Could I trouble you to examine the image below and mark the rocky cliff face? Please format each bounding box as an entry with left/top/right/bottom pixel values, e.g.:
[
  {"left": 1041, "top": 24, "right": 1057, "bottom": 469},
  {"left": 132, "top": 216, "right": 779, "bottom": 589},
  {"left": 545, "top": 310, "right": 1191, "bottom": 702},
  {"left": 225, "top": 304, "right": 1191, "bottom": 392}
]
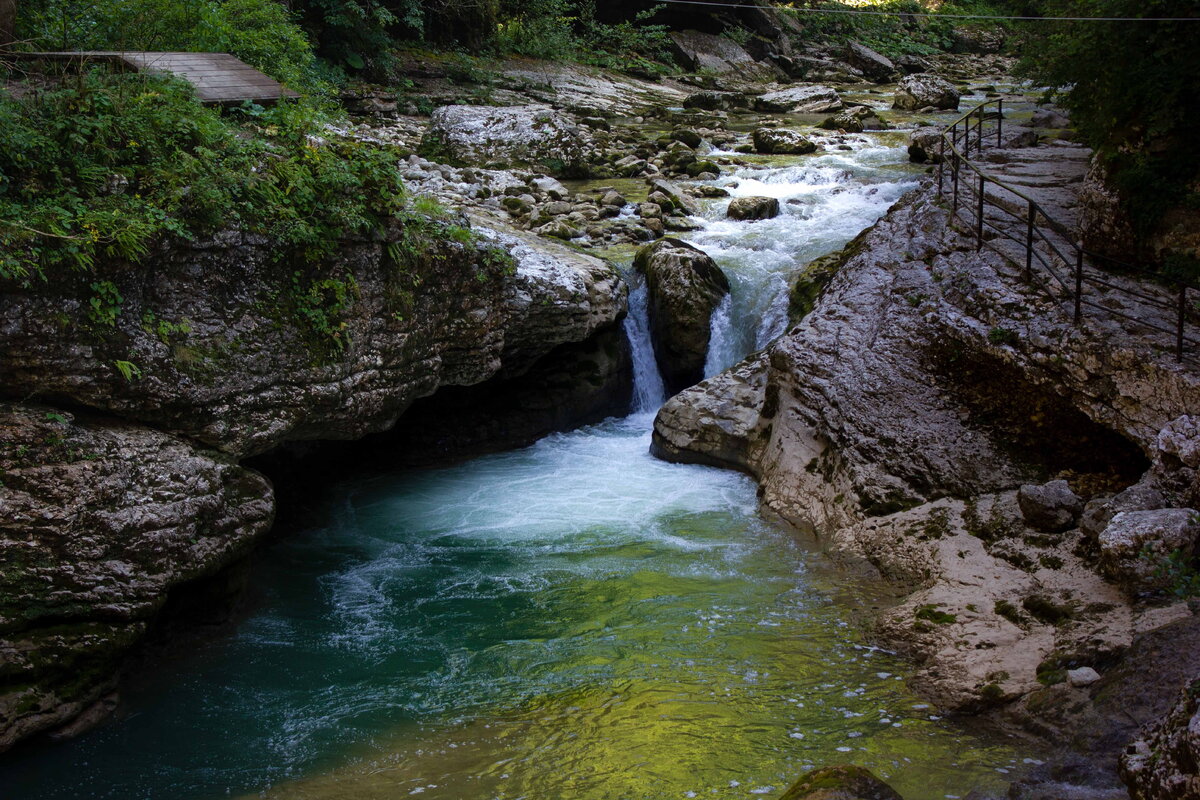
[
  {"left": 651, "top": 180, "right": 1200, "bottom": 770},
  {"left": 0, "top": 214, "right": 629, "bottom": 749}
]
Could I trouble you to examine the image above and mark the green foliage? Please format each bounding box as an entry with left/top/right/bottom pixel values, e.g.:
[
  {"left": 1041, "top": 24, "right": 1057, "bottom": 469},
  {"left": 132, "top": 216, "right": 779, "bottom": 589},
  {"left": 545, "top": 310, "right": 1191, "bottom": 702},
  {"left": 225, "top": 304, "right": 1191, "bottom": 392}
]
[
  {"left": 1143, "top": 541, "right": 1200, "bottom": 598},
  {"left": 915, "top": 604, "right": 957, "bottom": 624},
  {"left": 113, "top": 360, "right": 142, "bottom": 381},
  {"left": 289, "top": 271, "right": 359, "bottom": 353},
  {"left": 87, "top": 280, "right": 123, "bottom": 327},
  {"left": 16, "top": 0, "right": 330, "bottom": 94},
  {"left": 0, "top": 71, "right": 406, "bottom": 283},
  {"left": 495, "top": 0, "right": 671, "bottom": 73},
  {"left": 794, "top": 0, "right": 1015, "bottom": 58},
  {"left": 1015, "top": 0, "right": 1200, "bottom": 240}
]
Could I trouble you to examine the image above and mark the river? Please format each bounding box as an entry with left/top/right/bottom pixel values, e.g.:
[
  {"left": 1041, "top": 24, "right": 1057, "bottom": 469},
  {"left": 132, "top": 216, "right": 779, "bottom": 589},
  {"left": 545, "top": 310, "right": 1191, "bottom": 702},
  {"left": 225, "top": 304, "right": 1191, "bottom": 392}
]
[{"left": 1, "top": 128, "right": 1030, "bottom": 800}]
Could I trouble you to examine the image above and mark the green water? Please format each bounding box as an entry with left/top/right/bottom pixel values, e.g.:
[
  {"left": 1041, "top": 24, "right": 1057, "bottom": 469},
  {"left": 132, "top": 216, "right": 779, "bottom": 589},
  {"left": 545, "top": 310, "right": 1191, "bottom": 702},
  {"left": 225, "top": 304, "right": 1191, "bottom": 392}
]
[{"left": 0, "top": 132, "right": 1032, "bottom": 799}]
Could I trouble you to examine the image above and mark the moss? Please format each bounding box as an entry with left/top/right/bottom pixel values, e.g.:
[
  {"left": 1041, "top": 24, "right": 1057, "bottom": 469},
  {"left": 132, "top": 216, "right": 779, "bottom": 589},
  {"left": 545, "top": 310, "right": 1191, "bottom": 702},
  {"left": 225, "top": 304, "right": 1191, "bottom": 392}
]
[
  {"left": 995, "top": 599, "right": 1025, "bottom": 626},
  {"left": 1022, "top": 594, "right": 1075, "bottom": 625},
  {"left": 1038, "top": 554, "right": 1065, "bottom": 570},
  {"left": 915, "top": 604, "right": 957, "bottom": 625},
  {"left": 979, "top": 682, "right": 1006, "bottom": 703}
]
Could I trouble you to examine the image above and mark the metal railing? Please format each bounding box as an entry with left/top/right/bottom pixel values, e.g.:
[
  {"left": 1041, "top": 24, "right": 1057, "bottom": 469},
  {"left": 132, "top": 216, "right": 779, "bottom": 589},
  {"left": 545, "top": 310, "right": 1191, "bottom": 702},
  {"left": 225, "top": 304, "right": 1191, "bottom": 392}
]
[{"left": 936, "top": 99, "right": 1198, "bottom": 362}]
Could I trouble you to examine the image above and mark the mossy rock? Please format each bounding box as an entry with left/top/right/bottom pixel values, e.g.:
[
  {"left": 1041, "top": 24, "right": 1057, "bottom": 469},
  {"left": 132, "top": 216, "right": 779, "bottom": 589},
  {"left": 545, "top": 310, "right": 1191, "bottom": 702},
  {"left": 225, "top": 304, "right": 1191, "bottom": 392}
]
[{"left": 778, "top": 765, "right": 904, "bottom": 800}]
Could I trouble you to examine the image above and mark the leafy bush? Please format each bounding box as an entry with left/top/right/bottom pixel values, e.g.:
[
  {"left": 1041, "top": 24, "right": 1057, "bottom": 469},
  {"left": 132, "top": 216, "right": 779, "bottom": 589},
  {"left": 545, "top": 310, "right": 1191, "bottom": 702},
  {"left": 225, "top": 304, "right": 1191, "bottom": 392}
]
[{"left": 0, "top": 70, "right": 406, "bottom": 281}]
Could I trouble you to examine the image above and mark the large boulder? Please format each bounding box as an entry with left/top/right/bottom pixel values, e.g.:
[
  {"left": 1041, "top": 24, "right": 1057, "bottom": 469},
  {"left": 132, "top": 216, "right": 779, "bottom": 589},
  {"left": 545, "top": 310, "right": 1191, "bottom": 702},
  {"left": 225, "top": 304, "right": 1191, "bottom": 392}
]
[
  {"left": 683, "top": 90, "right": 751, "bottom": 111},
  {"left": 728, "top": 195, "right": 781, "bottom": 221},
  {"left": 907, "top": 126, "right": 945, "bottom": 163},
  {"left": 669, "top": 30, "right": 778, "bottom": 80},
  {"left": 779, "top": 765, "right": 904, "bottom": 800},
  {"left": 846, "top": 42, "right": 899, "bottom": 83},
  {"left": 752, "top": 128, "right": 818, "bottom": 155},
  {"left": 1099, "top": 509, "right": 1200, "bottom": 592},
  {"left": 820, "top": 106, "right": 888, "bottom": 133},
  {"left": 949, "top": 25, "right": 1005, "bottom": 54},
  {"left": 892, "top": 74, "right": 960, "bottom": 112},
  {"left": 424, "top": 104, "right": 594, "bottom": 177},
  {"left": 0, "top": 403, "right": 275, "bottom": 750},
  {"left": 634, "top": 238, "right": 730, "bottom": 394},
  {"left": 1121, "top": 676, "right": 1200, "bottom": 799},
  {"left": 649, "top": 178, "right": 700, "bottom": 215},
  {"left": 754, "top": 85, "right": 843, "bottom": 114},
  {"left": 1017, "top": 479, "right": 1083, "bottom": 532}
]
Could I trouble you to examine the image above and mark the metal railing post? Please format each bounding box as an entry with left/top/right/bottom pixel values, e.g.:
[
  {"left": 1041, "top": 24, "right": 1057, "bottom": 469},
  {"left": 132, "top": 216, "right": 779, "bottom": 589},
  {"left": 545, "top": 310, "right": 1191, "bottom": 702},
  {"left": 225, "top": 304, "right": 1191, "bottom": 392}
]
[
  {"left": 952, "top": 153, "right": 960, "bottom": 213},
  {"left": 1025, "top": 201, "right": 1035, "bottom": 280},
  {"left": 1179, "top": 284, "right": 1188, "bottom": 361},
  {"left": 1074, "top": 247, "right": 1084, "bottom": 323},
  {"left": 938, "top": 136, "right": 945, "bottom": 195},
  {"left": 997, "top": 98, "right": 1003, "bottom": 146},
  {"left": 977, "top": 106, "right": 983, "bottom": 152},
  {"left": 976, "top": 174, "right": 986, "bottom": 250}
]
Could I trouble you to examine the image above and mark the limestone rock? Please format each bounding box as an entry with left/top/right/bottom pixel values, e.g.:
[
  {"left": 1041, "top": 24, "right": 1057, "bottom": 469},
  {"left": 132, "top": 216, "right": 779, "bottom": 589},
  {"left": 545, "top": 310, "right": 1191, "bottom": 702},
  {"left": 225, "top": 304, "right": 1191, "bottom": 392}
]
[
  {"left": 820, "top": 106, "right": 888, "bottom": 133},
  {"left": 0, "top": 217, "right": 627, "bottom": 458},
  {"left": 1081, "top": 480, "right": 1167, "bottom": 540},
  {"left": 727, "top": 195, "right": 781, "bottom": 221},
  {"left": 846, "top": 42, "right": 898, "bottom": 83},
  {"left": 683, "top": 90, "right": 750, "bottom": 111},
  {"left": 753, "top": 85, "right": 843, "bottom": 114},
  {"left": 1024, "top": 108, "right": 1071, "bottom": 129},
  {"left": 1120, "top": 676, "right": 1200, "bottom": 799},
  {"left": 752, "top": 128, "right": 818, "bottom": 155},
  {"left": 779, "top": 764, "right": 904, "bottom": 800},
  {"left": 634, "top": 238, "right": 730, "bottom": 394},
  {"left": 1159, "top": 416, "right": 1200, "bottom": 471},
  {"left": 949, "top": 26, "right": 1005, "bottom": 54},
  {"left": 892, "top": 74, "right": 960, "bottom": 111},
  {"left": 1099, "top": 509, "right": 1200, "bottom": 592},
  {"left": 0, "top": 403, "right": 274, "bottom": 750},
  {"left": 670, "top": 30, "right": 776, "bottom": 80},
  {"left": 649, "top": 178, "right": 700, "bottom": 215},
  {"left": 425, "top": 104, "right": 593, "bottom": 176},
  {"left": 1067, "top": 667, "right": 1102, "bottom": 687},
  {"left": 907, "top": 126, "right": 945, "bottom": 163},
  {"left": 1018, "top": 480, "right": 1083, "bottom": 532},
  {"left": 1078, "top": 158, "right": 1139, "bottom": 264}
]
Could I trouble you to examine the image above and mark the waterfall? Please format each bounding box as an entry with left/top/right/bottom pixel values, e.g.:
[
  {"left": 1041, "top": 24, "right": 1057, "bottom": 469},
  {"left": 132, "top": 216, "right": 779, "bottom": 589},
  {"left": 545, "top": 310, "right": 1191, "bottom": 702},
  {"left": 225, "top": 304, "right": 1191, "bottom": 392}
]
[
  {"left": 703, "top": 293, "right": 736, "bottom": 378},
  {"left": 623, "top": 277, "right": 667, "bottom": 414}
]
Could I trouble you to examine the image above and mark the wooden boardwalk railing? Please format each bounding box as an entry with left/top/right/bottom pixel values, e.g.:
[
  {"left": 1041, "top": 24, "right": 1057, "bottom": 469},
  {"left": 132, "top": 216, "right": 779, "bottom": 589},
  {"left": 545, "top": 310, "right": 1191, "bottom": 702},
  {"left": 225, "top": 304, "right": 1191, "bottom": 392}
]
[{"left": 936, "top": 100, "right": 1198, "bottom": 362}]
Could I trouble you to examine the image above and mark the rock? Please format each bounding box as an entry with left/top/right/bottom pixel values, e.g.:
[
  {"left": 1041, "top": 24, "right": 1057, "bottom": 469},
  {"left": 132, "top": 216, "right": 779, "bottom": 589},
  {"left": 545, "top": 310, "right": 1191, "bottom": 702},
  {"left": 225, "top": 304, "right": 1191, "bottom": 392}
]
[
  {"left": 685, "top": 159, "right": 722, "bottom": 178},
  {"left": 1120, "top": 676, "right": 1200, "bottom": 799},
  {"left": 601, "top": 190, "right": 626, "bottom": 207},
  {"left": 949, "top": 26, "right": 1005, "bottom": 54},
  {"left": 727, "top": 195, "right": 781, "bottom": 221},
  {"left": 0, "top": 403, "right": 275, "bottom": 750},
  {"left": 683, "top": 90, "right": 750, "bottom": 111},
  {"left": 649, "top": 178, "right": 699, "bottom": 215},
  {"left": 907, "top": 126, "right": 945, "bottom": 163},
  {"left": 1067, "top": 667, "right": 1102, "bottom": 687},
  {"left": 424, "top": 105, "right": 594, "bottom": 177},
  {"left": 1024, "top": 108, "right": 1071, "bottom": 129},
  {"left": 670, "top": 30, "right": 776, "bottom": 80},
  {"left": 537, "top": 219, "right": 581, "bottom": 240},
  {"left": 1099, "top": 509, "right": 1200, "bottom": 592},
  {"left": 671, "top": 127, "right": 703, "bottom": 148},
  {"left": 752, "top": 128, "right": 818, "bottom": 155},
  {"left": 1003, "top": 130, "right": 1040, "bottom": 149},
  {"left": 1081, "top": 480, "right": 1167, "bottom": 539},
  {"left": 637, "top": 202, "right": 663, "bottom": 219},
  {"left": 892, "top": 74, "right": 960, "bottom": 112},
  {"left": 530, "top": 176, "right": 570, "bottom": 199},
  {"left": 1159, "top": 416, "right": 1200, "bottom": 471},
  {"left": 753, "top": 85, "right": 843, "bottom": 114},
  {"left": 633, "top": 238, "right": 730, "bottom": 394},
  {"left": 778, "top": 764, "right": 904, "bottom": 800},
  {"left": 1018, "top": 480, "right": 1084, "bottom": 532},
  {"left": 820, "top": 106, "right": 888, "bottom": 133},
  {"left": 1078, "top": 157, "right": 1139, "bottom": 264},
  {"left": 846, "top": 42, "right": 899, "bottom": 83},
  {"left": 614, "top": 154, "right": 648, "bottom": 177},
  {"left": 895, "top": 53, "right": 930, "bottom": 74}
]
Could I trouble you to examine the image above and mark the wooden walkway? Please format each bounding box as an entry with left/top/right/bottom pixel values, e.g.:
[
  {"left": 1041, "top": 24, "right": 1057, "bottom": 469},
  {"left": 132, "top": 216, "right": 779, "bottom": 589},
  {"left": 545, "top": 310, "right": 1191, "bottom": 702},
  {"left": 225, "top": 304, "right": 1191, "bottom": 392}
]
[{"left": 8, "top": 51, "right": 300, "bottom": 104}]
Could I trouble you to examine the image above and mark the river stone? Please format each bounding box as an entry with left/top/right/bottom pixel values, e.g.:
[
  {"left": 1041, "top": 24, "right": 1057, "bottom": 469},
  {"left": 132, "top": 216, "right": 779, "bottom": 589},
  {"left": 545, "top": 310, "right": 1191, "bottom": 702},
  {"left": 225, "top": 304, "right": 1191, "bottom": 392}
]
[
  {"left": 537, "top": 219, "right": 581, "bottom": 240},
  {"left": 820, "top": 106, "right": 888, "bottom": 133},
  {"left": 727, "top": 196, "right": 781, "bottom": 221},
  {"left": 908, "top": 126, "right": 945, "bottom": 163},
  {"left": 670, "top": 30, "right": 775, "bottom": 80},
  {"left": 683, "top": 90, "right": 750, "bottom": 111},
  {"left": 1023, "top": 108, "right": 1071, "bottom": 129},
  {"left": 426, "top": 104, "right": 594, "bottom": 177},
  {"left": 634, "top": 238, "right": 730, "bottom": 395},
  {"left": 753, "top": 85, "right": 843, "bottom": 114},
  {"left": 892, "top": 74, "right": 960, "bottom": 112},
  {"left": 1018, "top": 480, "right": 1083, "bottom": 532},
  {"left": 752, "top": 128, "right": 817, "bottom": 155},
  {"left": 671, "top": 127, "right": 703, "bottom": 148},
  {"left": 778, "top": 764, "right": 904, "bottom": 800},
  {"left": 1067, "top": 667, "right": 1102, "bottom": 687},
  {"left": 1081, "top": 480, "right": 1167, "bottom": 539},
  {"left": 846, "top": 42, "right": 898, "bottom": 83},
  {"left": 1099, "top": 509, "right": 1200, "bottom": 592},
  {"left": 0, "top": 402, "right": 275, "bottom": 751}
]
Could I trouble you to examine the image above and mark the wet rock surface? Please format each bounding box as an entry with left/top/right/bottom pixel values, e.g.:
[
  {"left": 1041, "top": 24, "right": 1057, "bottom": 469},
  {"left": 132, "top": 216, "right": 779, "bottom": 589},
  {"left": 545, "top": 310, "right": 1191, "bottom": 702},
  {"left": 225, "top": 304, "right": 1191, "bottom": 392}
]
[
  {"left": 778, "top": 764, "right": 903, "bottom": 800},
  {"left": 424, "top": 104, "right": 594, "bottom": 176},
  {"left": 892, "top": 74, "right": 961, "bottom": 111}
]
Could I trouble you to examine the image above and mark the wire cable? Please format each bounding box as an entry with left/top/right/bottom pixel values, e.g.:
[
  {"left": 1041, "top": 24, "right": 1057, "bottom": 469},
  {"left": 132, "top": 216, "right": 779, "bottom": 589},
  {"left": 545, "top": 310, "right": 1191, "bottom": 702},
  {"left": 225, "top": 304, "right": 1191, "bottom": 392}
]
[{"left": 644, "top": 0, "right": 1200, "bottom": 22}]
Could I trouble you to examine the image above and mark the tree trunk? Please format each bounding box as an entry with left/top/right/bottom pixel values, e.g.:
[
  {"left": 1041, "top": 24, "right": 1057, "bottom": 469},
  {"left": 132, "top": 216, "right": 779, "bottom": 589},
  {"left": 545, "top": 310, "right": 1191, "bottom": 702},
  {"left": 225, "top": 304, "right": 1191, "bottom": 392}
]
[{"left": 0, "top": 0, "right": 16, "bottom": 47}]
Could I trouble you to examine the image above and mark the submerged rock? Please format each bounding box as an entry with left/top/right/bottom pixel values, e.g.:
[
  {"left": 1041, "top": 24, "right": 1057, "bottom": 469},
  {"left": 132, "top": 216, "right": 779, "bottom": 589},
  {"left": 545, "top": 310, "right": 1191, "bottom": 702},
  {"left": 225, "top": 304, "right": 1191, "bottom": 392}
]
[
  {"left": 634, "top": 238, "right": 730, "bottom": 395},
  {"left": 727, "top": 195, "right": 781, "bottom": 221},
  {"left": 424, "top": 104, "right": 594, "bottom": 176},
  {"left": 778, "top": 764, "right": 904, "bottom": 800},
  {"left": 892, "top": 74, "right": 960, "bottom": 111},
  {"left": 752, "top": 128, "right": 818, "bottom": 155}
]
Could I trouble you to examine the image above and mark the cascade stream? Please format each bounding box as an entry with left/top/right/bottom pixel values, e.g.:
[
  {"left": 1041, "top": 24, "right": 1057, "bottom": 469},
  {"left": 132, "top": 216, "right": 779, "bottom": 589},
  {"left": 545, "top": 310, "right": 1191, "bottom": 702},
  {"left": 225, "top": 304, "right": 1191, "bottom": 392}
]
[{"left": 1, "top": 132, "right": 1031, "bottom": 800}]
